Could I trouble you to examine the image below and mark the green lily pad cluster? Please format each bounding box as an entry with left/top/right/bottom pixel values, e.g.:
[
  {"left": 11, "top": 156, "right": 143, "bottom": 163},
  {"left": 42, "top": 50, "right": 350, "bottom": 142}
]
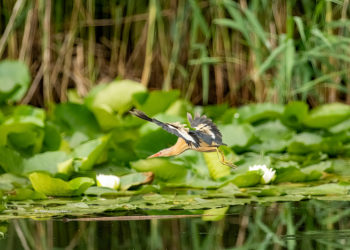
[{"left": 0, "top": 67, "right": 350, "bottom": 204}]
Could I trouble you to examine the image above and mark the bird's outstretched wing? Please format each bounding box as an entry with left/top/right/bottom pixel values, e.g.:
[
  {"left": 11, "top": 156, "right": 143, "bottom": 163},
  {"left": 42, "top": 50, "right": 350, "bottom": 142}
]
[
  {"left": 187, "top": 112, "right": 224, "bottom": 146},
  {"left": 129, "top": 109, "right": 200, "bottom": 147}
]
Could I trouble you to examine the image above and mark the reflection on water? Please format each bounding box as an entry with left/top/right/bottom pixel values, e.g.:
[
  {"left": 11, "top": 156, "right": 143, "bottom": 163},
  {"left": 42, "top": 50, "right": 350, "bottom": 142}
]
[{"left": 1, "top": 200, "right": 350, "bottom": 249}]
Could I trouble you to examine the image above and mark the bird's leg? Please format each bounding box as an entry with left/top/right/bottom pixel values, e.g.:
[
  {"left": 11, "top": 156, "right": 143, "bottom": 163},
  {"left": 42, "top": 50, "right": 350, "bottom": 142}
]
[{"left": 216, "top": 148, "right": 237, "bottom": 168}]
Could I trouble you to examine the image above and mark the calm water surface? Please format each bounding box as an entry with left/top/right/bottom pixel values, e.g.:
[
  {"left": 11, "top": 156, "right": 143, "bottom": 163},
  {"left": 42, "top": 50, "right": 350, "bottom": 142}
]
[{"left": 1, "top": 200, "right": 350, "bottom": 249}]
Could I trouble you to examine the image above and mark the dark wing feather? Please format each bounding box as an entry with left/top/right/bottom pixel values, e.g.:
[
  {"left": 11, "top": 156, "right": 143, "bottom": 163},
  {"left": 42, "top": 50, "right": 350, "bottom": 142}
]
[
  {"left": 187, "top": 112, "right": 224, "bottom": 146},
  {"left": 130, "top": 109, "right": 200, "bottom": 147}
]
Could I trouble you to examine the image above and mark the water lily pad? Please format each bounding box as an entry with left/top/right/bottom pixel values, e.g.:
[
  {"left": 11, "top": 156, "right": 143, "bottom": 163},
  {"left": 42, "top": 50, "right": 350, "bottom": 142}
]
[
  {"left": 85, "top": 80, "right": 146, "bottom": 130},
  {"left": 303, "top": 103, "right": 350, "bottom": 128},
  {"left": 0, "top": 173, "right": 29, "bottom": 191},
  {"left": 23, "top": 151, "right": 70, "bottom": 175},
  {"left": 29, "top": 172, "right": 94, "bottom": 196},
  {"left": 203, "top": 152, "right": 231, "bottom": 180},
  {"left": 73, "top": 135, "right": 110, "bottom": 171},
  {"left": 328, "top": 119, "right": 350, "bottom": 134},
  {"left": 237, "top": 103, "right": 284, "bottom": 123},
  {"left": 42, "top": 122, "right": 61, "bottom": 151},
  {"left": 231, "top": 171, "right": 261, "bottom": 187},
  {"left": 120, "top": 172, "right": 154, "bottom": 191},
  {"left": 53, "top": 102, "right": 100, "bottom": 138},
  {"left": 0, "top": 146, "right": 23, "bottom": 174},
  {"left": 84, "top": 186, "right": 119, "bottom": 196},
  {"left": 287, "top": 132, "right": 323, "bottom": 154},
  {"left": 7, "top": 188, "right": 46, "bottom": 201},
  {"left": 219, "top": 123, "right": 256, "bottom": 151},
  {"left": 0, "top": 60, "right": 31, "bottom": 102},
  {"left": 281, "top": 101, "right": 308, "bottom": 129},
  {"left": 0, "top": 106, "right": 45, "bottom": 155},
  {"left": 285, "top": 183, "right": 350, "bottom": 196},
  {"left": 138, "top": 90, "right": 180, "bottom": 116},
  {"left": 131, "top": 158, "right": 187, "bottom": 181},
  {"left": 202, "top": 206, "right": 229, "bottom": 221}
]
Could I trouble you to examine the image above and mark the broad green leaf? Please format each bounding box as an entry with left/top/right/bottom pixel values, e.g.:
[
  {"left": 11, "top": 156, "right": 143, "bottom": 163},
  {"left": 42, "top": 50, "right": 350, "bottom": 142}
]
[
  {"left": 69, "top": 177, "right": 95, "bottom": 195},
  {"left": 23, "top": 151, "right": 70, "bottom": 175},
  {"left": 87, "top": 80, "right": 146, "bottom": 114},
  {"left": 285, "top": 183, "right": 350, "bottom": 196},
  {"left": 0, "top": 173, "right": 29, "bottom": 191},
  {"left": 0, "top": 146, "right": 23, "bottom": 174},
  {"left": 202, "top": 104, "right": 230, "bottom": 121},
  {"left": 328, "top": 119, "right": 350, "bottom": 134},
  {"left": 42, "top": 122, "right": 61, "bottom": 151},
  {"left": 320, "top": 137, "right": 343, "bottom": 156},
  {"left": 202, "top": 207, "right": 229, "bottom": 221},
  {"left": 29, "top": 172, "right": 94, "bottom": 196},
  {"left": 165, "top": 99, "right": 193, "bottom": 117},
  {"left": 73, "top": 135, "right": 110, "bottom": 171},
  {"left": 287, "top": 132, "right": 323, "bottom": 154},
  {"left": 53, "top": 103, "right": 100, "bottom": 138},
  {"left": 303, "top": 103, "right": 350, "bottom": 128},
  {"left": 0, "top": 106, "right": 45, "bottom": 155},
  {"left": 203, "top": 152, "right": 231, "bottom": 180},
  {"left": 29, "top": 172, "right": 73, "bottom": 196},
  {"left": 164, "top": 175, "right": 224, "bottom": 189},
  {"left": 7, "top": 188, "right": 46, "bottom": 201},
  {"left": 250, "top": 120, "right": 294, "bottom": 152},
  {"left": 0, "top": 60, "right": 31, "bottom": 102},
  {"left": 84, "top": 186, "right": 119, "bottom": 196},
  {"left": 87, "top": 106, "right": 119, "bottom": 131},
  {"left": 281, "top": 101, "right": 309, "bottom": 129},
  {"left": 301, "top": 161, "right": 332, "bottom": 181},
  {"left": 231, "top": 171, "right": 261, "bottom": 187},
  {"left": 139, "top": 90, "right": 180, "bottom": 116},
  {"left": 131, "top": 158, "right": 187, "bottom": 181},
  {"left": 85, "top": 80, "right": 146, "bottom": 130},
  {"left": 4, "top": 105, "right": 45, "bottom": 127},
  {"left": 237, "top": 103, "right": 284, "bottom": 123},
  {"left": 219, "top": 123, "right": 256, "bottom": 151},
  {"left": 119, "top": 172, "right": 154, "bottom": 191},
  {"left": 254, "top": 120, "right": 294, "bottom": 140},
  {"left": 249, "top": 139, "right": 290, "bottom": 153},
  {"left": 330, "top": 158, "right": 350, "bottom": 176},
  {"left": 274, "top": 166, "right": 306, "bottom": 183}
]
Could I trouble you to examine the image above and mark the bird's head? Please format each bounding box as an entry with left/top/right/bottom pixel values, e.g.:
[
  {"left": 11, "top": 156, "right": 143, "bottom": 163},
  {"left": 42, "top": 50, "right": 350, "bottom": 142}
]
[{"left": 147, "top": 148, "right": 171, "bottom": 158}]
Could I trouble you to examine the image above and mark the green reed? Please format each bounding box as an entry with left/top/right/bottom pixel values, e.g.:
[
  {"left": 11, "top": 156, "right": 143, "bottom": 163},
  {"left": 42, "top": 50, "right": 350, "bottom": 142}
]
[{"left": 0, "top": 0, "right": 349, "bottom": 106}]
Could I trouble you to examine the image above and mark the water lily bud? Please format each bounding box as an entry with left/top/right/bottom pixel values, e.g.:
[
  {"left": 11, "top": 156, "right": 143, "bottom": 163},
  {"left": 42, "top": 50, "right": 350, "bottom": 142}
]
[
  {"left": 96, "top": 174, "right": 120, "bottom": 190},
  {"left": 248, "top": 164, "right": 276, "bottom": 184}
]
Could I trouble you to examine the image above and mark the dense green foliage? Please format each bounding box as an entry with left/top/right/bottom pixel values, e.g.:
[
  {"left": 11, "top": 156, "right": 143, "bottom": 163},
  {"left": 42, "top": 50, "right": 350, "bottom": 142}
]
[
  {"left": 0, "top": 0, "right": 349, "bottom": 105},
  {"left": 1, "top": 66, "right": 350, "bottom": 206}
]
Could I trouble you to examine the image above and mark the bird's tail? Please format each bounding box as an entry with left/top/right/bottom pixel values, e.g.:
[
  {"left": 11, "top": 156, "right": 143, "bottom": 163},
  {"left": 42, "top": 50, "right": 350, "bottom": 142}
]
[{"left": 129, "top": 108, "right": 153, "bottom": 122}]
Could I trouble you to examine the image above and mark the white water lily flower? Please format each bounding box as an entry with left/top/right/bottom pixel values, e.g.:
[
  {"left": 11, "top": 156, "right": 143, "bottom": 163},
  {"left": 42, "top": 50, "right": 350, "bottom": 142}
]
[
  {"left": 96, "top": 174, "right": 120, "bottom": 190},
  {"left": 249, "top": 164, "right": 276, "bottom": 184}
]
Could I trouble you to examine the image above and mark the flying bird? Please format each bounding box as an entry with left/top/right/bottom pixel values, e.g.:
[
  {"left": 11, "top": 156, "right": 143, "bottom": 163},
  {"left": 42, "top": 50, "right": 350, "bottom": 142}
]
[{"left": 129, "top": 109, "right": 235, "bottom": 168}]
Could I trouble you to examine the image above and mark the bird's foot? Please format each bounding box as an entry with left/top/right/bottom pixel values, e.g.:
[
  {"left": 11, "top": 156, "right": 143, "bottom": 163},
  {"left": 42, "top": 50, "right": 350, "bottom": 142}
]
[{"left": 220, "top": 160, "right": 237, "bottom": 169}]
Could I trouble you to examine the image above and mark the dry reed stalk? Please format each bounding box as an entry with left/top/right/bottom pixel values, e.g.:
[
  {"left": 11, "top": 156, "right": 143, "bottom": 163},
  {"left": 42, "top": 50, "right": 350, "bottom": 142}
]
[
  {"left": 0, "top": 0, "right": 26, "bottom": 58},
  {"left": 19, "top": 8, "right": 34, "bottom": 61},
  {"left": 118, "top": 1, "right": 135, "bottom": 76},
  {"left": 87, "top": 0, "right": 96, "bottom": 85},
  {"left": 141, "top": 0, "right": 156, "bottom": 87},
  {"left": 213, "top": 27, "right": 224, "bottom": 104},
  {"left": 21, "top": 64, "right": 43, "bottom": 104},
  {"left": 109, "top": 5, "right": 122, "bottom": 76},
  {"left": 163, "top": 0, "right": 185, "bottom": 91},
  {"left": 42, "top": 0, "right": 52, "bottom": 105},
  {"left": 73, "top": 44, "right": 90, "bottom": 96},
  {"left": 326, "top": 1, "right": 337, "bottom": 103}
]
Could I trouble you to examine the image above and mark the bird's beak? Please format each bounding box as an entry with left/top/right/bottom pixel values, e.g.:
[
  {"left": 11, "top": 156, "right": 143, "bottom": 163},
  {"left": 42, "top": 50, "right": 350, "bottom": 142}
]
[{"left": 147, "top": 152, "right": 162, "bottom": 158}]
